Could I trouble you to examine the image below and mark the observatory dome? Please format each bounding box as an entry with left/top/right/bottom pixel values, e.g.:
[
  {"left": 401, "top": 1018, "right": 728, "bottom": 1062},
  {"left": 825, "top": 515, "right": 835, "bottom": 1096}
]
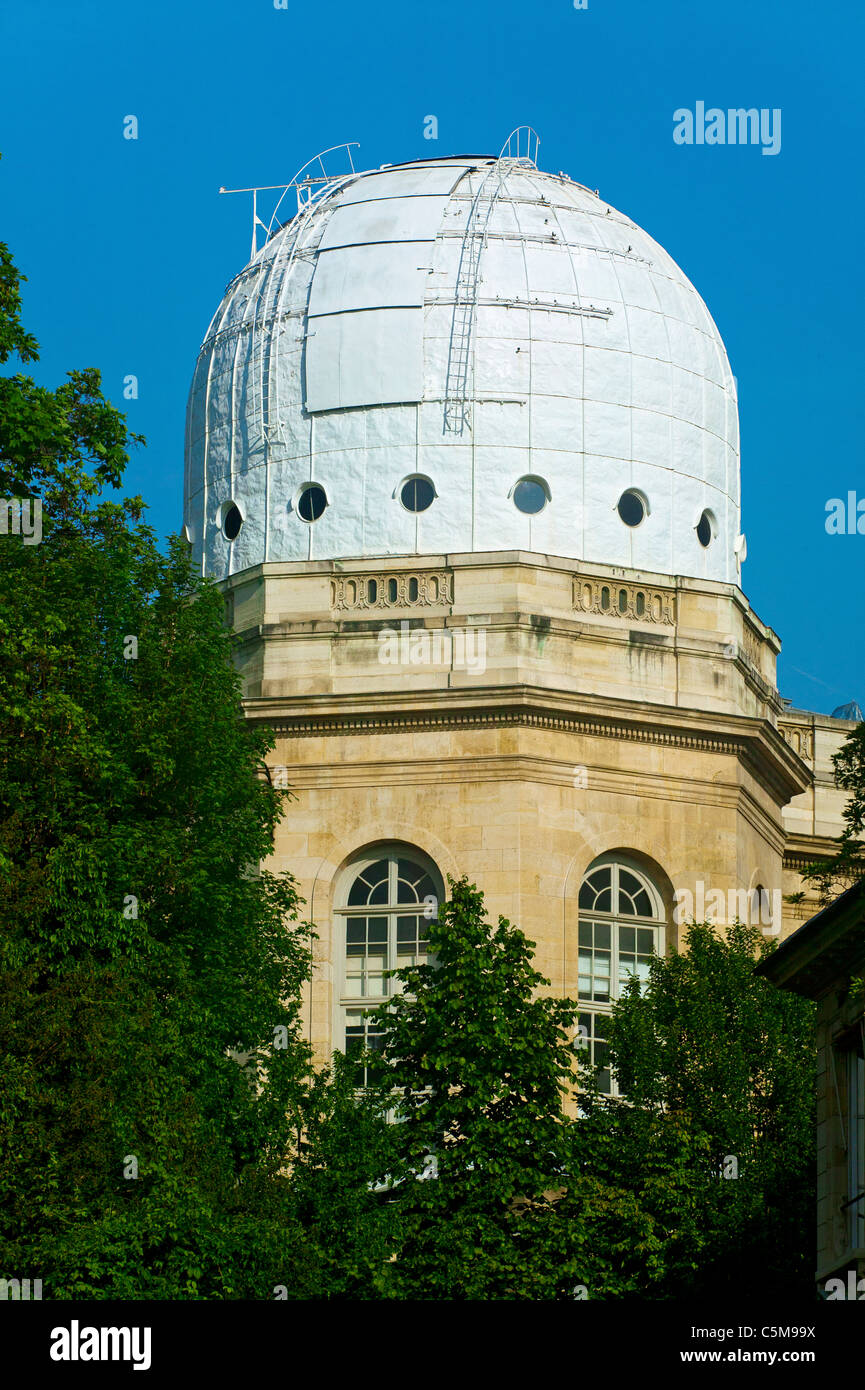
[{"left": 185, "top": 152, "right": 741, "bottom": 582}]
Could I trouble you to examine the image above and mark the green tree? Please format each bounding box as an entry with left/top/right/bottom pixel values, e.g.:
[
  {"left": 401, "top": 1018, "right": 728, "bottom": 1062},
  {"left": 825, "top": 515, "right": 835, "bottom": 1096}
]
[
  {"left": 287, "top": 1053, "right": 398, "bottom": 1299},
  {"left": 0, "top": 234, "right": 315, "bottom": 1297},
  {"left": 360, "top": 877, "right": 580, "bottom": 1298},
  {"left": 361, "top": 876, "right": 706, "bottom": 1299},
  {"left": 604, "top": 919, "right": 816, "bottom": 1299}
]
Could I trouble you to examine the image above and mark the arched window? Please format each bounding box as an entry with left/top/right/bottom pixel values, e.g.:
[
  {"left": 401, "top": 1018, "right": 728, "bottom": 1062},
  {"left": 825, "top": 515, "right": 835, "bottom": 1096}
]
[
  {"left": 336, "top": 846, "right": 443, "bottom": 1083},
  {"left": 577, "top": 855, "right": 666, "bottom": 1095}
]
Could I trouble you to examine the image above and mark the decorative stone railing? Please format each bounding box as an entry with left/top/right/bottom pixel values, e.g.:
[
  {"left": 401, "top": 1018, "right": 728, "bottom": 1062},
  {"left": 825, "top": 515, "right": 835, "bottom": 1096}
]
[
  {"left": 330, "top": 569, "right": 454, "bottom": 612},
  {"left": 741, "top": 620, "right": 763, "bottom": 672},
  {"left": 572, "top": 576, "right": 676, "bottom": 626}
]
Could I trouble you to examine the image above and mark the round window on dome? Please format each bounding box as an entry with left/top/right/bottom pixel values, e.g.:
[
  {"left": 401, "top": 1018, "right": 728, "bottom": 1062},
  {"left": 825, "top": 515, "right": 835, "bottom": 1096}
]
[
  {"left": 221, "top": 503, "right": 243, "bottom": 541},
  {"left": 696, "top": 509, "right": 716, "bottom": 548},
  {"left": 296, "top": 483, "right": 328, "bottom": 523},
  {"left": 399, "top": 475, "right": 436, "bottom": 513},
  {"left": 512, "top": 476, "right": 550, "bottom": 515},
  {"left": 617, "top": 490, "right": 647, "bottom": 528}
]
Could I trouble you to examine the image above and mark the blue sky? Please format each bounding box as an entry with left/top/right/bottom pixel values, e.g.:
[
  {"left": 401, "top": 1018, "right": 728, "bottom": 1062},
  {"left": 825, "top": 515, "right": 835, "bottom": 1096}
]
[{"left": 1, "top": 0, "right": 862, "bottom": 714}]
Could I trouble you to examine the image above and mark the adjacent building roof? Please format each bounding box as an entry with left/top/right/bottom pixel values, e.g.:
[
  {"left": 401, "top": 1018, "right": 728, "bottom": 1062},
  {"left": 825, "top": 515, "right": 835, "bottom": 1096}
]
[{"left": 755, "top": 878, "right": 865, "bottom": 999}]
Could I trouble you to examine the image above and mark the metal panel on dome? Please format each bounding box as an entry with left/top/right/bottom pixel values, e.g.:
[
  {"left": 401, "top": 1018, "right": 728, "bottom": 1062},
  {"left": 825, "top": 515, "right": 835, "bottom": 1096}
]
[
  {"left": 319, "top": 195, "right": 450, "bottom": 249},
  {"left": 333, "top": 165, "right": 474, "bottom": 204},
  {"left": 305, "top": 308, "right": 423, "bottom": 412},
  {"left": 308, "top": 241, "right": 430, "bottom": 316}
]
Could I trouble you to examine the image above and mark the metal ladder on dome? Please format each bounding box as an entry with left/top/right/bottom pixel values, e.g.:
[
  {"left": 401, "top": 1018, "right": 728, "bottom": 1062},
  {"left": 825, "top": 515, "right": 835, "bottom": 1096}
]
[{"left": 443, "top": 126, "right": 540, "bottom": 435}]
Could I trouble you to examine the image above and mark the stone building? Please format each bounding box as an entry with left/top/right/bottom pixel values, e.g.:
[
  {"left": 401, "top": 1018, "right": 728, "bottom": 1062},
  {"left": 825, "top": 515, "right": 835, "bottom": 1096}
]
[
  {"left": 757, "top": 881, "right": 865, "bottom": 1295},
  {"left": 183, "top": 142, "right": 858, "bottom": 1082}
]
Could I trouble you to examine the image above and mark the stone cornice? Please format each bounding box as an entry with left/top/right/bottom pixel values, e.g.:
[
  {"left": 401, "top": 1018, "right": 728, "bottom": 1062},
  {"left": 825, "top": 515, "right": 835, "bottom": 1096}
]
[{"left": 243, "top": 685, "right": 811, "bottom": 806}]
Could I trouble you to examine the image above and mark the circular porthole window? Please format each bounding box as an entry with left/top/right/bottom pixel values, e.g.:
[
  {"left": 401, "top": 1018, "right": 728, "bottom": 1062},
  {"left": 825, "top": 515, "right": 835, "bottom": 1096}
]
[
  {"left": 399, "top": 475, "right": 436, "bottom": 513},
  {"left": 512, "top": 476, "right": 550, "bottom": 515},
  {"left": 295, "top": 483, "right": 328, "bottom": 523},
  {"left": 617, "top": 489, "right": 647, "bottom": 528},
  {"left": 221, "top": 502, "right": 243, "bottom": 541},
  {"left": 696, "top": 509, "right": 716, "bottom": 548}
]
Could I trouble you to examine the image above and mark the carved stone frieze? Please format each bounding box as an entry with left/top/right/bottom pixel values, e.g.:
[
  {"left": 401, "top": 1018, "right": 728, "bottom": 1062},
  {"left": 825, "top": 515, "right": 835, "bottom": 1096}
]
[
  {"left": 572, "top": 575, "right": 675, "bottom": 625},
  {"left": 330, "top": 570, "right": 453, "bottom": 612}
]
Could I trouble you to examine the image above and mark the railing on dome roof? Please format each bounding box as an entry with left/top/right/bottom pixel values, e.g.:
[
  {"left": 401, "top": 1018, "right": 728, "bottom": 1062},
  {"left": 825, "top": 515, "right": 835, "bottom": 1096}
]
[
  {"left": 218, "top": 144, "right": 361, "bottom": 461},
  {"left": 443, "top": 126, "right": 541, "bottom": 433},
  {"left": 218, "top": 142, "right": 361, "bottom": 258},
  {"left": 499, "top": 125, "right": 540, "bottom": 166}
]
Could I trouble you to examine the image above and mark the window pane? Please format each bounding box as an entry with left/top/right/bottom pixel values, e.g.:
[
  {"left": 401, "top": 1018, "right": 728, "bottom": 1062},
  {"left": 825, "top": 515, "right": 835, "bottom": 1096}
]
[
  {"left": 397, "top": 859, "right": 420, "bottom": 897},
  {"left": 513, "top": 478, "right": 547, "bottom": 514},
  {"left": 595, "top": 922, "right": 611, "bottom": 950},
  {"left": 346, "top": 921, "right": 365, "bottom": 951},
  {"left": 401, "top": 477, "right": 435, "bottom": 512},
  {"left": 576, "top": 1011, "right": 613, "bottom": 1093},
  {"left": 347, "top": 860, "right": 389, "bottom": 905},
  {"left": 347, "top": 879, "right": 368, "bottom": 906},
  {"left": 620, "top": 925, "right": 636, "bottom": 953},
  {"left": 619, "top": 869, "right": 642, "bottom": 898},
  {"left": 633, "top": 888, "right": 653, "bottom": 917},
  {"left": 594, "top": 954, "right": 610, "bottom": 980},
  {"left": 345, "top": 1009, "right": 386, "bottom": 1085},
  {"left": 580, "top": 867, "right": 611, "bottom": 910},
  {"left": 395, "top": 913, "right": 429, "bottom": 962}
]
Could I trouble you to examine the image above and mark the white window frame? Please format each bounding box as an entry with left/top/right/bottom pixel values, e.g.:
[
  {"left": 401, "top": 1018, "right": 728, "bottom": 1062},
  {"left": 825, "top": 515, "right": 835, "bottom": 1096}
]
[
  {"left": 576, "top": 855, "right": 666, "bottom": 1097},
  {"left": 334, "top": 844, "right": 443, "bottom": 1079}
]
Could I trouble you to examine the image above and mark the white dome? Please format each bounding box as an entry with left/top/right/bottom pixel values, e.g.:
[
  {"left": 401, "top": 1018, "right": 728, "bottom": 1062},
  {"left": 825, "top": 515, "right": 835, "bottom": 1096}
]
[{"left": 185, "top": 153, "right": 740, "bottom": 582}]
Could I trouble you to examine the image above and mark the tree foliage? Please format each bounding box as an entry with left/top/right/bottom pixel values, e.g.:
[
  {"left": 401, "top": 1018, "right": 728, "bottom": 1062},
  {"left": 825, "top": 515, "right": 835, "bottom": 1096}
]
[
  {"left": 360, "top": 877, "right": 716, "bottom": 1299},
  {"left": 802, "top": 719, "right": 865, "bottom": 899},
  {"left": 0, "top": 233, "right": 315, "bottom": 1297},
  {"left": 604, "top": 919, "right": 816, "bottom": 1298}
]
